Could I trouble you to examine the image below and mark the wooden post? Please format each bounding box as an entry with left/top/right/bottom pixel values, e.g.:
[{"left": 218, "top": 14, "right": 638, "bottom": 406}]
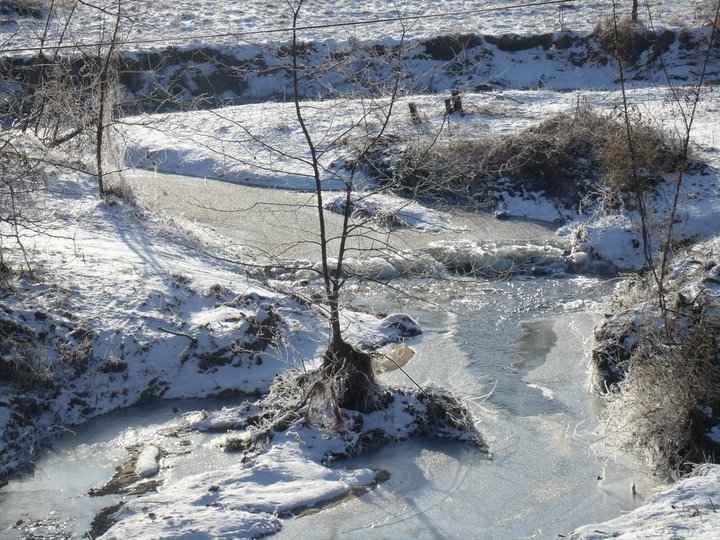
[
  {"left": 451, "top": 90, "right": 463, "bottom": 114},
  {"left": 408, "top": 102, "right": 421, "bottom": 124},
  {"left": 444, "top": 98, "right": 453, "bottom": 115}
]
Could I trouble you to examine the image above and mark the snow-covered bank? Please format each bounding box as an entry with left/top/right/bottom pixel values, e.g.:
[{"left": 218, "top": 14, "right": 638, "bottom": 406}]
[
  {"left": 570, "top": 465, "right": 720, "bottom": 539},
  {"left": 4, "top": 20, "right": 719, "bottom": 117},
  {"left": 589, "top": 236, "right": 720, "bottom": 473},
  {"left": 562, "top": 165, "right": 720, "bottom": 271},
  {"left": 0, "top": 172, "right": 423, "bottom": 482},
  {"left": 592, "top": 235, "right": 720, "bottom": 391}
]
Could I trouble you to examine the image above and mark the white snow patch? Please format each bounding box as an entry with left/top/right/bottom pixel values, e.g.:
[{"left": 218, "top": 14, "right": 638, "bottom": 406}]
[
  {"left": 100, "top": 443, "right": 377, "bottom": 540},
  {"left": 498, "top": 192, "right": 566, "bottom": 223},
  {"left": 426, "top": 239, "right": 569, "bottom": 275},
  {"left": 526, "top": 383, "right": 555, "bottom": 400},
  {"left": 342, "top": 311, "right": 422, "bottom": 350},
  {"left": 571, "top": 465, "right": 720, "bottom": 540},
  {"left": 325, "top": 193, "right": 456, "bottom": 232},
  {"left": 134, "top": 445, "right": 162, "bottom": 478}
]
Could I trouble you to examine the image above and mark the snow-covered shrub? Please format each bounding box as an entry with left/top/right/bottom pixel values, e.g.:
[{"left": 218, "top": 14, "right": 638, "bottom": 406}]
[{"left": 596, "top": 243, "right": 720, "bottom": 475}]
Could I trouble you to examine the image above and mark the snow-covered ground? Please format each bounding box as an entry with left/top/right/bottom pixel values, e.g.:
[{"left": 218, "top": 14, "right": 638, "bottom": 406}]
[
  {"left": 0, "top": 0, "right": 711, "bottom": 53},
  {"left": 571, "top": 465, "right": 720, "bottom": 539},
  {"left": 0, "top": 170, "right": 423, "bottom": 481},
  {"left": 2, "top": 5, "right": 720, "bottom": 535}
]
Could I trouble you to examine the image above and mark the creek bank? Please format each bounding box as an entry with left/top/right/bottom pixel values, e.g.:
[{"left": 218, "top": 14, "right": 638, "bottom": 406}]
[
  {"left": 590, "top": 237, "right": 720, "bottom": 475},
  {"left": 570, "top": 465, "right": 720, "bottom": 539},
  {"left": 0, "top": 173, "right": 424, "bottom": 485},
  {"left": 2, "top": 26, "right": 718, "bottom": 114},
  {"left": 0, "top": 293, "right": 423, "bottom": 484}
]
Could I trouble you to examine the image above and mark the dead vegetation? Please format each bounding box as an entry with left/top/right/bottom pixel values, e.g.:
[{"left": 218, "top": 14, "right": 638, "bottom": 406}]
[
  {"left": 383, "top": 105, "right": 685, "bottom": 209},
  {"left": 595, "top": 240, "right": 720, "bottom": 476},
  {"left": 594, "top": 15, "right": 655, "bottom": 63},
  {"left": 103, "top": 178, "right": 137, "bottom": 206},
  {"left": 223, "top": 365, "right": 484, "bottom": 460},
  {"left": 0, "top": 314, "right": 55, "bottom": 390},
  {"left": 603, "top": 316, "right": 720, "bottom": 477}
]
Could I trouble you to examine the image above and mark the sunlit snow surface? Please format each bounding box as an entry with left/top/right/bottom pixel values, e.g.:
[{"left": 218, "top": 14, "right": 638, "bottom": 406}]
[{"left": 0, "top": 1, "right": 709, "bottom": 52}]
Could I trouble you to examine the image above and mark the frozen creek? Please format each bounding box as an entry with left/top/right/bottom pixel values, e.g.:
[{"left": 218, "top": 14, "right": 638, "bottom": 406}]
[{"left": 0, "top": 173, "right": 657, "bottom": 539}]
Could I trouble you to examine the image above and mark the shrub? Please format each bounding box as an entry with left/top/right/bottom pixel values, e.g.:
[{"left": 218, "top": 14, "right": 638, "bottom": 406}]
[
  {"left": 594, "top": 15, "right": 653, "bottom": 63},
  {"left": 598, "top": 109, "right": 685, "bottom": 193},
  {"left": 389, "top": 106, "right": 684, "bottom": 207},
  {"left": 103, "top": 178, "right": 137, "bottom": 206},
  {"left": 602, "top": 316, "right": 720, "bottom": 477}
]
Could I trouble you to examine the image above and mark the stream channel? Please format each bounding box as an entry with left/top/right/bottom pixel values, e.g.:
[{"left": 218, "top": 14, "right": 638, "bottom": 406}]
[{"left": 0, "top": 172, "right": 657, "bottom": 539}]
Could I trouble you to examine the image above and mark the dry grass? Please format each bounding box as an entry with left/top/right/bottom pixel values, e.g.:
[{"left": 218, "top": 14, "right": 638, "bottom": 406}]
[
  {"left": 594, "top": 15, "right": 653, "bottom": 63},
  {"left": 394, "top": 106, "right": 684, "bottom": 206},
  {"left": 103, "top": 178, "right": 137, "bottom": 206},
  {"left": 602, "top": 316, "right": 720, "bottom": 477}
]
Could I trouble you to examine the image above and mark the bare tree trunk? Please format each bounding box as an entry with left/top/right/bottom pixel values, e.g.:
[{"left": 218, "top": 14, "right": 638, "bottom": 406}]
[
  {"left": 631, "top": 0, "right": 639, "bottom": 22},
  {"left": 95, "top": 1, "right": 122, "bottom": 196},
  {"left": 289, "top": 0, "right": 344, "bottom": 349}
]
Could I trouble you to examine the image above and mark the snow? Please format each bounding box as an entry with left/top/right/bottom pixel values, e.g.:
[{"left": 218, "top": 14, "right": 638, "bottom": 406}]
[
  {"left": 96, "top": 376, "right": 482, "bottom": 539},
  {"left": 0, "top": 170, "right": 414, "bottom": 480},
  {"left": 325, "top": 193, "right": 455, "bottom": 231},
  {"left": 0, "top": 1, "right": 708, "bottom": 53},
  {"left": 342, "top": 311, "right": 422, "bottom": 350},
  {"left": 134, "top": 445, "right": 161, "bottom": 478},
  {"left": 426, "top": 238, "right": 572, "bottom": 276},
  {"left": 526, "top": 383, "right": 555, "bottom": 400},
  {"left": 119, "top": 87, "right": 720, "bottom": 275},
  {"left": 498, "top": 191, "right": 567, "bottom": 223},
  {"left": 571, "top": 465, "right": 720, "bottom": 540},
  {"left": 2, "top": 10, "right": 720, "bottom": 535},
  {"left": 100, "top": 443, "right": 377, "bottom": 540}
]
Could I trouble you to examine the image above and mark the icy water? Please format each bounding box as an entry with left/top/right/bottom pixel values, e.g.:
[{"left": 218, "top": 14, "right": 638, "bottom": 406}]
[
  {"left": 280, "top": 277, "right": 656, "bottom": 539},
  {"left": 0, "top": 175, "right": 656, "bottom": 539}
]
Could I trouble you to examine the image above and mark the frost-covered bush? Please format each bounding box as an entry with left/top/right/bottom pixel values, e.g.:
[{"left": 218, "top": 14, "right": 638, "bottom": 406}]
[
  {"left": 597, "top": 243, "right": 720, "bottom": 476},
  {"left": 602, "top": 319, "right": 720, "bottom": 477},
  {"left": 103, "top": 178, "right": 137, "bottom": 206}
]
